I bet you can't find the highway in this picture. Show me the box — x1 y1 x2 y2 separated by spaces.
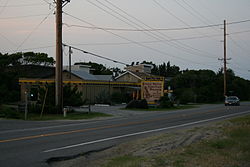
0 103 250 167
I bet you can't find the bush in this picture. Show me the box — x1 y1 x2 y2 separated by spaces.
28 103 59 114
95 90 111 105
158 96 174 108
126 99 148 109
0 105 22 119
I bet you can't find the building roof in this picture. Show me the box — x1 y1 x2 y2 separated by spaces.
70 70 112 81
115 71 163 81
6 65 55 78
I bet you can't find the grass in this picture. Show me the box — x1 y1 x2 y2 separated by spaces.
103 155 145 167
123 105 197 111
101 115 250 167
26 112 112 121
0 105 111 120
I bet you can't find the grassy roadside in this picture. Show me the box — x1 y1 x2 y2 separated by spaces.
0 105 111 121
101 115 250 167
123 105 197 111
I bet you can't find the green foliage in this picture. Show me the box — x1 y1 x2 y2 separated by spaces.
22 52 54 66
95 90 111 104
111 91 131 104
75 61 112 75
0 52 55 104
158 95 174 108
126 99 148 109
0 72 20 104
104 155 144 167
141 61 180 77
171 69 250 104
208 139 236 149
18 83 86 114
36 83 86 113
0 105 22 119
63 84 86 106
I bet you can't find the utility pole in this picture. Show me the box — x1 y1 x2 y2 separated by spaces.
223 19 227 97
69 46 72 79
55 0 63 112
218 20 230 97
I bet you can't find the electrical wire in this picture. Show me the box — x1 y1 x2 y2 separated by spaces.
89 0 219 61
108 0 222 59
14 8 54 52
63 43 129 66
228 36 250 59
180 0 215 26
0 3 46 7
0 0 9 15
64 12 219 68
0 32 17 47
0 14 49 20
63 22 223 32
151 0 221 58
62 19 250 32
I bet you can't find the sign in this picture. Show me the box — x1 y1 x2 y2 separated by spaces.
141 81 164 104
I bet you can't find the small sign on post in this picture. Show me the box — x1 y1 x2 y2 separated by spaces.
24 91 28 120
63 107 67 117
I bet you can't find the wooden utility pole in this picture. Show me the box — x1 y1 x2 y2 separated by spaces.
223 20 227 97
55 0 63 112
69 46 72 79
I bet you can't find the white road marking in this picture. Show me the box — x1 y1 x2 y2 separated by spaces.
43 110 250 153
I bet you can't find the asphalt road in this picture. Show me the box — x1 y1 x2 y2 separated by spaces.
1 103 250 167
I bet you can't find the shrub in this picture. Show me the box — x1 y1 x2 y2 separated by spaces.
158 96 174 108
0 105 22 119
126 99 148 109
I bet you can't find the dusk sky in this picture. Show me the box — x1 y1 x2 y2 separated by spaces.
1 0 250 79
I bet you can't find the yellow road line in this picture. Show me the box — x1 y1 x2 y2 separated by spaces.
0 108 224 143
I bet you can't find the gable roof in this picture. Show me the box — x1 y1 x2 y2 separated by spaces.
67 70 112 81
115 71 163 81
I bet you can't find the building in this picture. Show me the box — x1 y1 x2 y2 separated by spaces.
19 64 164 105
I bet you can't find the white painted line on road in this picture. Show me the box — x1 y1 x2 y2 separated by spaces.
43 110 250 153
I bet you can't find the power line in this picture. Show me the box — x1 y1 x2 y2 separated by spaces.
174 0 217 29
100 0 220 57
151 0 221 58
64 12 219 68
0 32 17 47
180 0 215 26
62 19 250 32
0 3 46 7
14 9 54 52
89 0 218 60
228 36 250 60
7 45 55 53
0 0 9 15
62 43 129 66
67 33 221 46
0 14 49 20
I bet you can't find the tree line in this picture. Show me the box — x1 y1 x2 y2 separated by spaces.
1 52 250 105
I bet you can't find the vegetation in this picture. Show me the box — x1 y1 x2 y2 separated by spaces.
171 68 250 104
1 51 250 108
74 61 113 75
100 115 250 167
0 52 55 105
0 105 111 120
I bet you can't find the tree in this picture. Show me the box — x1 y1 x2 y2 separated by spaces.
74 61 112 75
22 52 54 66
0 52 55 104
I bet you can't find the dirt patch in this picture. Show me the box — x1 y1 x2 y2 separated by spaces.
49 122 226 167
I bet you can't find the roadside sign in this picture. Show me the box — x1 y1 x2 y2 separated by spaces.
141 80 164 104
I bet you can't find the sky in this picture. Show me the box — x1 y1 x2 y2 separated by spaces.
1 0 250 79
